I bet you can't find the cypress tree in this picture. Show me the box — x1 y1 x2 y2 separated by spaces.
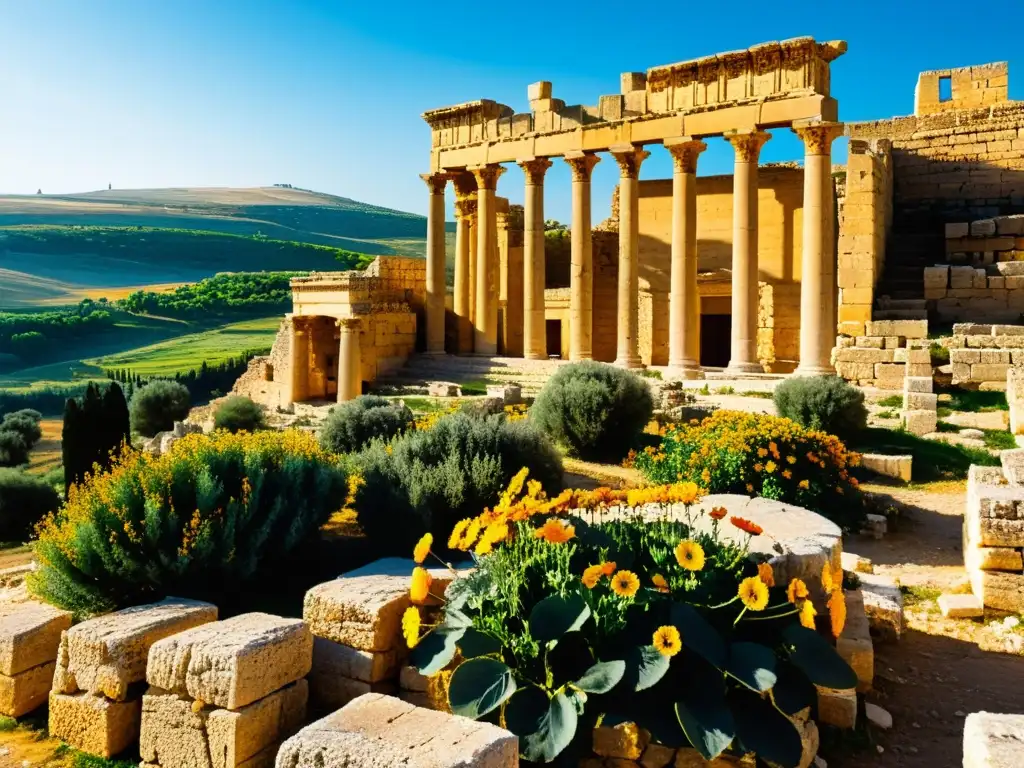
61 398 83 496
102 382 131 459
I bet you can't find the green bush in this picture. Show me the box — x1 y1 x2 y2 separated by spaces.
0 409 42 447
319 396 413 454
773 375 867 439
30 430 350 617
62 382 130 495
213 396 266 433
0 432 28 468
530 361 654 461
355 412 563 554
0 468 60 541
129 379 191 437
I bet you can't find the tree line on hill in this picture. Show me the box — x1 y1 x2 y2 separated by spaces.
104 349 265 404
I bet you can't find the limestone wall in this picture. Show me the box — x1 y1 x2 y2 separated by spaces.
230 320 290 411
915 62 1009 116
944 323 1024 390
833 320 931 389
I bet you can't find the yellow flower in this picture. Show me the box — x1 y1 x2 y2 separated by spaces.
828 589 847 637
701 469 711 485
535 519 575 544
782 470 792 480
410 567 432 605
786 455 796 465
674 540 705 572
651 573 670 593
798 479 810 490
738 576 769 611
757 562 775 587
448 519 470 549
582 564 604 589
799 599 817 630
526 479 543 499
765 461 777 474
413 533 432 564
611 570 640 598
787 578 809 604
506 467 529 499
757 447 768 458
402 606 421 648
821 562 834 594
652 625 682 657
460 519 482 550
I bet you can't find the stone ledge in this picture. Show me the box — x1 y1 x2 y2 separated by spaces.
964 711 1024 768
0 601 71 677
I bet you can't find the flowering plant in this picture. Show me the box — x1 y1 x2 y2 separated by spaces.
404 470 856 766
632 410 864 531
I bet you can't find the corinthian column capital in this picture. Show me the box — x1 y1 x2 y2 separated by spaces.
724 129 771 162
420 172 449 195
517 157 553 185
664 136 708 174
451 171 478 198
609 145 651 179
792 120 845 156
455 196 477 220
564 151 600 182
468 164 506 191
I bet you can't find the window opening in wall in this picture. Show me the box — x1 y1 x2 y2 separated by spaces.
938 76 952 102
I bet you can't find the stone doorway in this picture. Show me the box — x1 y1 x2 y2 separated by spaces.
546 320 562 359
700 314 731 368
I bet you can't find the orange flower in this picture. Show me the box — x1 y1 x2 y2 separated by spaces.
610 570 640 598
730 516 763 536
821 562 834 594
582 564 604 589
708 506 727 521
757 562 775 588
828 589 847 637
798 479 810 490
799 599 817 630
535 519 575 544
410 567 432 605
745 483 754 494
601 561 617 576
786 578 809 604
651 573 670 593
412 533 432 565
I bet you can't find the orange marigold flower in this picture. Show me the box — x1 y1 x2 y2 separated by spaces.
757 447 768 458
738 576 769 611
701 469 711 485
757 562 775 587
675 540 705 572
799 599 817 630
652 625 682 657
582 564 604 589
745 483 754 494
765 460 777 474
786 455 796 465
651 573 670 593
798 479 810 490
413 533 432 564
410 567 432 605
787 578 809 604
601 561 617 576
535 519 575 544
821 562 834 594
782 469 792 480
610 570 640 598
708 506 727 521
753 463 764 473
828 589 847 637
730 516 763 536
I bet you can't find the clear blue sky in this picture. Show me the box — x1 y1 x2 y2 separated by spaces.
1 0 1021 224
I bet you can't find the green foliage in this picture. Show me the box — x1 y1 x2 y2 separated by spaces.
0 302 116 361
106 349 266 406
213 396 266 433
0 382 105 418
877 395 903 408
530 361 654 461
0 409 43 447
983 429 1017 451
941 387 1008 413
0 431 28 468
929 342 950 366
354 412 563 553
62 382 131 495
849 426 999 481
129 379 191 437
118 272 307 319
773 376 867 439
30 430 350 617
0 468 60 542
318 396 412 454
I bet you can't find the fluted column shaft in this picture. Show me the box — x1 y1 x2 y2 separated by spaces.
665 137 707 377
724 130 771 374
469 164 505 355
518 157 553 360
337 318 361 403
793 121 844 376
452 173 477 355
421 173 448 354
611 145 650 369
288 317 309 405
565 152 600 361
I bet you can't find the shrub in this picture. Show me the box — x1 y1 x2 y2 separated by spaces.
30 430 350 617
0 432 28 468
634 410 864 531
319 395 413 454
773 376 867 439
213 395 266 433
129 379 191 437
0 468 60 541
355 412 562 554
405 476 855 767
0 409 42 448
530 361 654 461
62 382 130 495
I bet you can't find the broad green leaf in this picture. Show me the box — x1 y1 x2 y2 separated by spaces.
503 685 548 737
626 645 671 692
410 625 465 676
674 689 735 761
529 594 591 643
731 689 804 768
574 660 625 694
726 642 777 693
519 691 579 763
772 660 817 717
670 603 726 668
458 628 502 659
441 606 473 629
782 624 858 690
448 658 517 720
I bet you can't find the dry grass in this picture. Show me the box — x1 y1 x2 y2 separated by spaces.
25 419 62 476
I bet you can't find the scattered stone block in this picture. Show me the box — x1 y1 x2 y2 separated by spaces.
147 613 312 711
964 711 1024 768
837 590 873 693
593 720 649 759
1001 449 1024 485
865 702 892 730
840 552 874 574
53 598 217 701
0 601 72 677
276 693 516 768
969 547 1023 571
859 572 904 641
938 593 984 618
399 665 428 693
0 660 54 717
859 454 912 483
816 686 857 729
49 691 142 758
426 382 461 398
485 384 522 404
639 743 675 768
904 391 938 410
903 409 937 436
311 637 400 686
861 513 887 540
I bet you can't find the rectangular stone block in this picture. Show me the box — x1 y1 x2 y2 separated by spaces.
276 693 517 768
904 376 934 393
854 336 884 349
0 601 71 676
969 546 1024 572
971 518 1024 548
816 686 857 729
859 572 904 642
945 222 969 238
864 319 927 339
937 593 984 619
859 454 912 483
834 348 893 364
894 348 931 364
0 660 55 717
139 680 307 768
399 665 428 694
310 637 401 686
964 712 1024 768
903 409 937 436
1001 449 1024 485
972 219 998 236
835 362 875 380
903 392 938 410
973 363 1011 381
969 567 1024 612
54 598 217 701
308 673 395 713
147 613 312 711
49 691 142 758
837 590 873 693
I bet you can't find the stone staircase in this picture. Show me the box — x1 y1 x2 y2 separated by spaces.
371 354 567 397
872 228 945 320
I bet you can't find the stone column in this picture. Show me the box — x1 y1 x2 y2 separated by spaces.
468 202 478 328
337 318 361 403
288 317 309 405
518 157 553 360
452 173 477 355
723 129 771 374
564 151 600 361
469 164 505 355
793 120 844 376
610 145 650 369
421 173 448 355
664 137 707 378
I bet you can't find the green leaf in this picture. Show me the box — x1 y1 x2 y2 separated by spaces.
441 607 473 629
731 689 804 768
674 689 735 761
782 624 858 690
625 645 671 692
574 660 625 694
726 642 777 693
458 628 502 659
670 603 726 668
518 691 579 763
503 685 549 737
410 625 465 676
448 658 517 720
529 594 591 643
772 661 817 717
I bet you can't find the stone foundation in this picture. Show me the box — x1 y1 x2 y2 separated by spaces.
49 691 142 759
0 601 71 716
943 323 1024 389
833 320 930 389
964 460 1024 611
